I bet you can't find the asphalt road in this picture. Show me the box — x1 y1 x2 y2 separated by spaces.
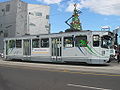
0 65 120 90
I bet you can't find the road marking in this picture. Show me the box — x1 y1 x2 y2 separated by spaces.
69 71 120 76
67 84 112 90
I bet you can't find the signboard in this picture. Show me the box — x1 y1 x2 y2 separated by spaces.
32 48 49 54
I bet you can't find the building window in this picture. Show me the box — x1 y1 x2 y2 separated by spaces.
35 12 42 16
75 35 87 47
2 9 4 12
0 24 2 27
16 40 22 48
29 23 36 26
64 37 74 47
0 31 3 36
93 35 99 47
9 40 15 48
2 9 5 15
4 33 8 37
45 25 49 28
6 4 10 12
41 38 49 48
29 12 34 16
46 15 49 19
32 39 40 48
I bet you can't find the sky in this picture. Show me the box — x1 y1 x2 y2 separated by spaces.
1 0 120 33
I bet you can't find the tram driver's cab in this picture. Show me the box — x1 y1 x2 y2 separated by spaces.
101 35 113 49
101 34 115 62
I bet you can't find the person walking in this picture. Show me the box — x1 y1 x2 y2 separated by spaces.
117 51 120 63
117 45 120 63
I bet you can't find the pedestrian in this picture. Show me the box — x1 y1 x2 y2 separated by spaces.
117 46 120 63
117 52 120 63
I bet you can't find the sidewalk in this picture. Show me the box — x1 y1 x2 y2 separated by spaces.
0 58 120 74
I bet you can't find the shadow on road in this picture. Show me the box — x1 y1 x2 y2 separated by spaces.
6 59 110 67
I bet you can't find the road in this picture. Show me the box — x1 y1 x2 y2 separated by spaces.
0 64 120 90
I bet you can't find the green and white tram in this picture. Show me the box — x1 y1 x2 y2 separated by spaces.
4 30 115 64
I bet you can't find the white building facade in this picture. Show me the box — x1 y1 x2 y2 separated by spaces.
0 0 50 53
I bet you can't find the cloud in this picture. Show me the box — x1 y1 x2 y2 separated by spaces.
57 3 64 12
65 0 120 15
66 3 82 12
37 0 63 4
65 0 82 12
80 0 120 15
36 0 120 16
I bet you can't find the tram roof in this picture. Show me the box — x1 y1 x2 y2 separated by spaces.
4 30 113 40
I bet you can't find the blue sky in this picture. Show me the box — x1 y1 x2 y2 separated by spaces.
1 0 120 33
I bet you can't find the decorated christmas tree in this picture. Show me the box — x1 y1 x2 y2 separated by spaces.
71 4 82 30
65 4 82 32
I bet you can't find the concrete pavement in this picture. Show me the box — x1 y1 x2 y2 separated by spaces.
0 58 120 74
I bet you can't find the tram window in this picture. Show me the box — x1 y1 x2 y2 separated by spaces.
101 36 112 48
93 35 99 47
75 35 87 47
41 38 49 48
16 40 22 48
32 39 40 48
64 37 74 47
9 40 15 48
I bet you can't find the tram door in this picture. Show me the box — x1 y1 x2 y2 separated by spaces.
5 41 8 55
23 39 31 56
51 38 62 61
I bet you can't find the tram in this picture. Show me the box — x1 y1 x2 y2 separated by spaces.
3 4 116 64
4 30 115 64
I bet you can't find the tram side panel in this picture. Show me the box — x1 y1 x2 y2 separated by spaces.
4 39 23 60
62 34 91 63
31 48 51 62
4 38 52 61
61 34 101 64
61 32 113 64
27 38 51 62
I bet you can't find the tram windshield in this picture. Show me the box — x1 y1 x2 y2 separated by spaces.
101 35 113 48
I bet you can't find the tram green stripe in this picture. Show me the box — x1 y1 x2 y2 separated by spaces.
86 45 108 58
84 47 93 55
86 45 97 55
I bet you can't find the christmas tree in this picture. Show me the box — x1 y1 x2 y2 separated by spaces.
70 4 82 30
65 4 82 32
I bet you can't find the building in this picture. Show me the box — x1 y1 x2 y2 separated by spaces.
113 27 120 45
0 0 50 53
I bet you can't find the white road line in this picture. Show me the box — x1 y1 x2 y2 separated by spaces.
67 84 112 90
